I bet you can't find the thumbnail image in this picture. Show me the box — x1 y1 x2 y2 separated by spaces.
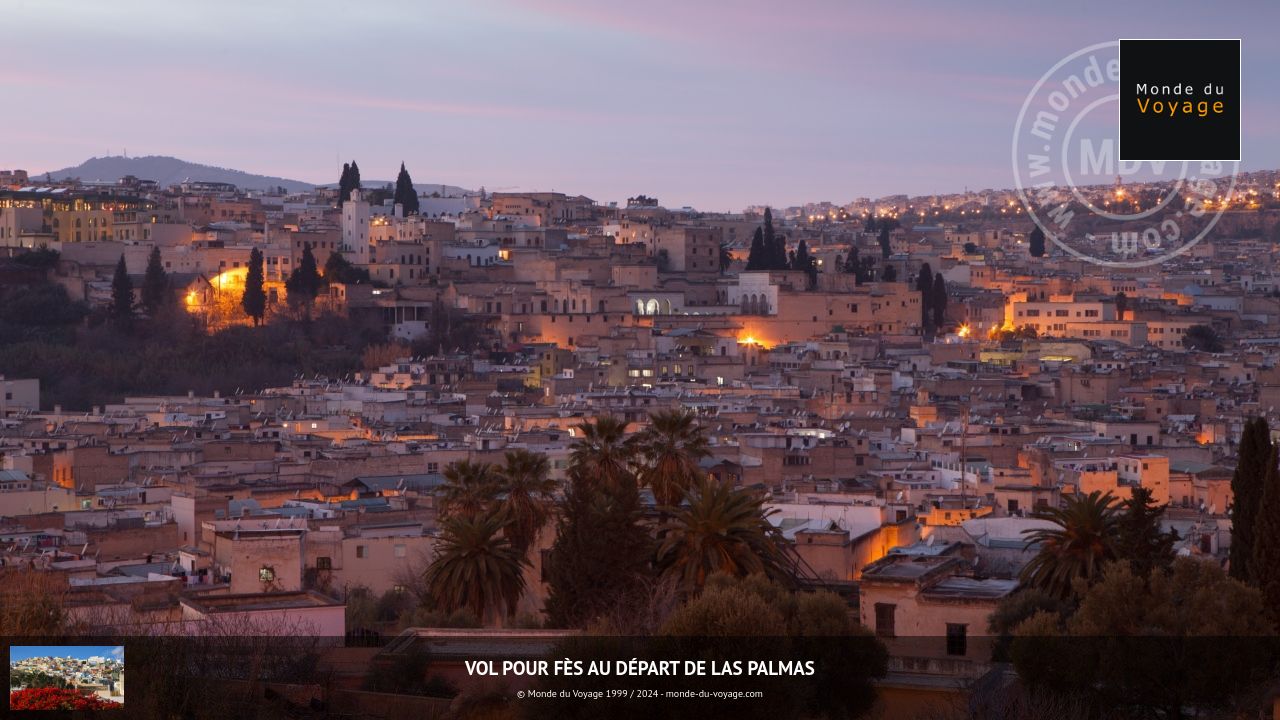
9 646 124 711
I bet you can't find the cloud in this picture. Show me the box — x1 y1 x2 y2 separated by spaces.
110 646 124 660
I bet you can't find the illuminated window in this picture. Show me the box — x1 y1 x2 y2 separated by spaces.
259 566 275 583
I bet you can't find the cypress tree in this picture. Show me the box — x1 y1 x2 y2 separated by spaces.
1231 417 1273 582
285 242 323 306
878 225 891 259
544 475 653 628
338 162 352 203
242 247 266 326
746 227 765 271
141 245 169 314
1029 226 1046 257
349 160 361 195
763 208 784 270
393 162 420 215
917 263 934 330
882 263 898 282
1253 443 1280 617
109 254 133 322
931 274 948 327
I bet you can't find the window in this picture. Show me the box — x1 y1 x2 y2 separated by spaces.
316 556 332 570
946 623 968 656
356 545 367 559
259 566 276 583
874 603 896 638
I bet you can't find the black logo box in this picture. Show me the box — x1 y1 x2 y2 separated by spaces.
1119 39 1241 162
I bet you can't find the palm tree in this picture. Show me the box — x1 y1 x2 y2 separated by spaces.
636 409 710 508
425 510 528 622
656 478 788 593
438 460 499 519
568 416 637 496
495 448 557 554
1020 490 1121 599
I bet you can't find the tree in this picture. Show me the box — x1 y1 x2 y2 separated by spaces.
241 247 266 326
963 241 978 254
745 227 766 271
393 162 420 215
1114 486 1177 578
1011 560 1275 719
544 471 653 628
1020 491 1120 599
916 263 934 330
656 478 790 594
1183 324 1224 352
567 416 637 496
718 243 733 273
1252 443 1280 617
424 510 528 622
495 449 556 554
878 225 891 259
881 263 897 282
339 160 362 203
109 254 133 322
323 250 371 285
1029 225 1046 257
635 409 709 508
141 246 169 314
285 242 323 306
931 273 948 328
763 207 786 270
1230 416 1271 582
1114 291 1128 318
438 460 500 520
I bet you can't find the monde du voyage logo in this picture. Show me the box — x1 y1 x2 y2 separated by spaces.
1012 40 1241 267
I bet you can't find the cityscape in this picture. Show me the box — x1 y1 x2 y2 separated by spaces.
3 2 1280 720
9 646 123 711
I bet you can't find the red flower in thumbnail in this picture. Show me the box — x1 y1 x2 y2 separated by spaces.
9 687 123 711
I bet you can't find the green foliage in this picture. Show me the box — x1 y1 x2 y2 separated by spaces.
424 510 528 622
494 448 556 554
931 273 947 328
323 250 371 285
109 254 133 322
0 307 384 410
1231 416 1271 582
141 245 170 314
963 241 978 254
393 162 420 215
12 245 60 269
1020 491 1120 599
241 247 266 325
438 460 500 520
1183 323 1224 352
1010 560 1277 718
744 208 789 271
634 409 709 508
285 242 323 305
881 263 897 282
338 160 362 203
656 479 789 593
362 647 458 697
1029 225 1046 257
878 224 891 259
1114 486 1177 578
1252 443 1280 618
544 471 654 629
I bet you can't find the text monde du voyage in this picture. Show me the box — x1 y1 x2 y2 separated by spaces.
1134 82 1228 118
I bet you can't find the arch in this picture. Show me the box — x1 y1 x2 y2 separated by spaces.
645 298 660 315
636 299 646 315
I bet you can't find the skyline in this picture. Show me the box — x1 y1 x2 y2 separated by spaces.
5 0 1278 211
9 646 125 664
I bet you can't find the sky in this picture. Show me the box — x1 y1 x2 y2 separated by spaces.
9 646 124 663
3 0 1277 210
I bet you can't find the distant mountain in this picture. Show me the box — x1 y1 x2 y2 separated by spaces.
42 155 473 197
43 155 316 193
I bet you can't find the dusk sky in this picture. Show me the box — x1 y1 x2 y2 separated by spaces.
5 0 1277 210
